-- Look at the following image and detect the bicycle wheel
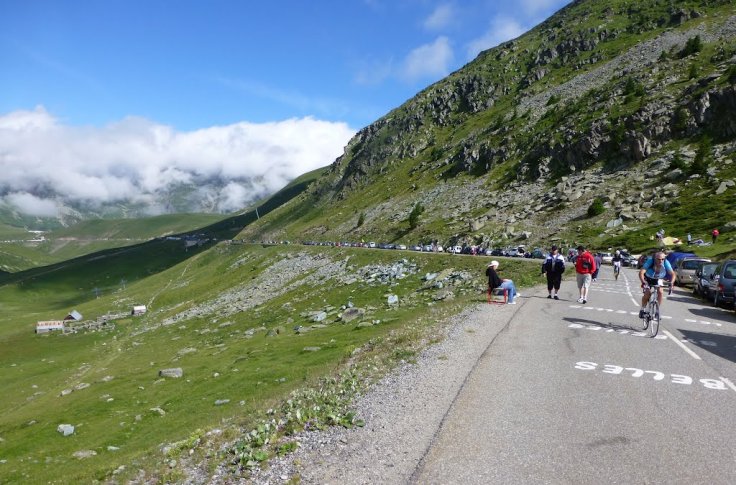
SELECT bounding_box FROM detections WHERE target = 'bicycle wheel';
[648,301,660,337]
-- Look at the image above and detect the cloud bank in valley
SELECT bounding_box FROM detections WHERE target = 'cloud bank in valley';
[0,106,356,217]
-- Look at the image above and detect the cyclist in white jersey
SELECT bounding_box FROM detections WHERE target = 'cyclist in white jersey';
[638,251,675,319]
[611,250,623,280]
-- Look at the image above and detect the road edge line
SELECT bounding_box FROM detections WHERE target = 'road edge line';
[661,329,702,360]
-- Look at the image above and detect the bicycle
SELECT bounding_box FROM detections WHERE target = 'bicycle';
[640,280,671,337]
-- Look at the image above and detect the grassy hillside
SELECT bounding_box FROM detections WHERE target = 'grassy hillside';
[48,213,227,240]
[0,240,541,483]
[0,166,328,274]
[238,0,736,254]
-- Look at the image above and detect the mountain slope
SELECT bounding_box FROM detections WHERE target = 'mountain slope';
[241,0,736,252]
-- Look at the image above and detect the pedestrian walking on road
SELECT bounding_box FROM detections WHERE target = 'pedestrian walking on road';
[541,245,565,300]
[592,252,603,281]
[574,245,596,304]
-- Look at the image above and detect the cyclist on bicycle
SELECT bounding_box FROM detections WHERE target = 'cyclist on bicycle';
[612,250,623,280]
[638,251,675,319]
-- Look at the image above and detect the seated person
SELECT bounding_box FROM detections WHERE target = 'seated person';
[486,260,518,304]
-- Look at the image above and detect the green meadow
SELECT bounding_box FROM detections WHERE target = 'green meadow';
[0,239,542,483]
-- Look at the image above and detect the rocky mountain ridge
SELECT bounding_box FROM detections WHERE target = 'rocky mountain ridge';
[241,0,736,251]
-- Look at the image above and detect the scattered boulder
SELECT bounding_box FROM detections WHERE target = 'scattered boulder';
[158,368,183,378]
[312,311,328,322]
[214,399,230,406]
[339,307,365,323]
[387,294,399,306]
[57,424,75,436]
[302,347,321,352]
[73,450,97,459]
[150,407,166,416]
[716,180,734,195]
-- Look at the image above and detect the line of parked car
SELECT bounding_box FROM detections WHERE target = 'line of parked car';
[686,258,736,309]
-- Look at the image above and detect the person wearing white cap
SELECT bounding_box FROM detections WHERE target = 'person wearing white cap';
[486,260,519,304]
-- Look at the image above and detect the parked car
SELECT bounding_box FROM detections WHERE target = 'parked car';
[621,251,639,267]
[707,259,736,308]
[599,252,614,264]
[694,262,718,299]
[531,248,546,259]
[490,248,504,256]
[397,244,407,250]
[674,257,711,287]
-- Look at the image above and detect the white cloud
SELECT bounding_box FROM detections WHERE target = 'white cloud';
[465,16,526,60]
[0,107,356,216]
[4,192,60,217]
[400,36,454,82]
[424,4,455,31]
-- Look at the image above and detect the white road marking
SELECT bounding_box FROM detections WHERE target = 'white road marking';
[662,329,702,360]
[575,361,728,391]
[720,377,736,394]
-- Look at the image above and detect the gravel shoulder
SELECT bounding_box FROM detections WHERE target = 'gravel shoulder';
[248,294,529,484]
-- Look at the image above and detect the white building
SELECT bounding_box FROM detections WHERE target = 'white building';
[36,321,65,333]
[132,305,147,316]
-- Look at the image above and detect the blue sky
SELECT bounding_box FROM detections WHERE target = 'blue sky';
[0,0,571,216]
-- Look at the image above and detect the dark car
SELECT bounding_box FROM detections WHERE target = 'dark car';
[708,260,736,308]
[531,248,546,259]
[694,262,718,299]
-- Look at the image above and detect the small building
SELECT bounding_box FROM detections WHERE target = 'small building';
[132,305,147,316]
[36,320,65,334]
[64,310,83,321]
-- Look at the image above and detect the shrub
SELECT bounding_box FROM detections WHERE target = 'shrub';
[679,35,702,58]
[587,198,605,217]
[546,94,561,106]
[688,62,699,80]
[670,151,686,170]
[672,107,689,132]
[408,203,424,229]
[689,136,712,175]
[623,77,645,97]
[357,212,365,227]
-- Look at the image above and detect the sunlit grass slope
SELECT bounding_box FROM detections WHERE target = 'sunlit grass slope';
[0,240,539,483]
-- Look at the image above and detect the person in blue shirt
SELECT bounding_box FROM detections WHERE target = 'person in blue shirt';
[638,251,675,318]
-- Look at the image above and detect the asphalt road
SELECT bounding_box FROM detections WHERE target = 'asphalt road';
[412,265,736,484]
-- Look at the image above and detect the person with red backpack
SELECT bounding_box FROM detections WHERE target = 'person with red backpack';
[574,245,596,304]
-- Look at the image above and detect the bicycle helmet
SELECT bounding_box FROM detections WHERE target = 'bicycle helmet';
[615,250,620,256]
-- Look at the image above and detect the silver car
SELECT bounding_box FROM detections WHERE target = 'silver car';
[674,257,711,287]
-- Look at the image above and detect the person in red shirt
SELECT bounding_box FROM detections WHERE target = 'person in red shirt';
[712,228,719,244]
[574,245,596,304]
